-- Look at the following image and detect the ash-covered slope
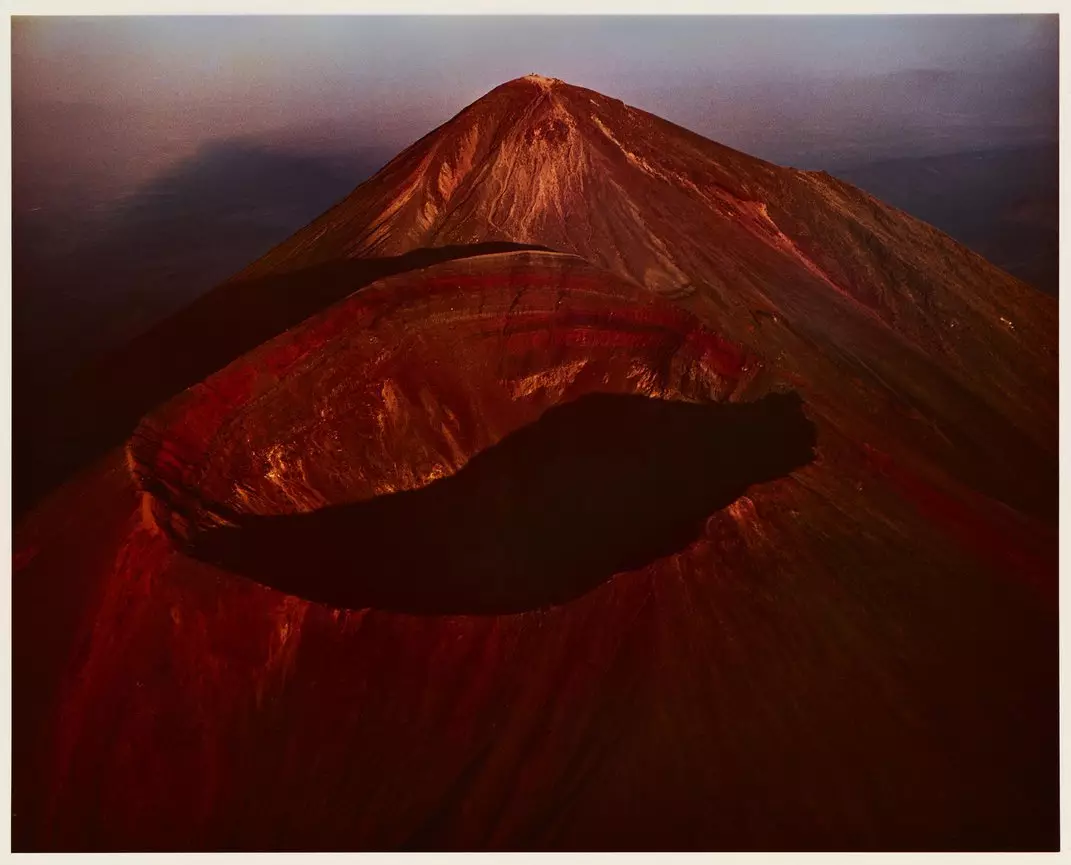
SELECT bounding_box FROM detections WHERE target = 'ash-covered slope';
[235,73,1056,515]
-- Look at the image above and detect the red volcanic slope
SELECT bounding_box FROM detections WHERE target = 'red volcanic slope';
[13,77,1058,851]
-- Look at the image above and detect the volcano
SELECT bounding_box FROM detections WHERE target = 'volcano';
[13,75,1058,851]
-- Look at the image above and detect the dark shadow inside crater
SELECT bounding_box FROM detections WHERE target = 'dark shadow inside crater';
[178,390,817,615]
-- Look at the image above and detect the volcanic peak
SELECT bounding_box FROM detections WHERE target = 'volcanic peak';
[12,69,1061,853]
[519,73,565,89]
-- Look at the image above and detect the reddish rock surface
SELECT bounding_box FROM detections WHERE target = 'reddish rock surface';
[12,77,1058,850]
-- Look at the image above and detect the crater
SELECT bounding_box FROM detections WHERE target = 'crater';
[180,390,816,614]
[128,250,813,614]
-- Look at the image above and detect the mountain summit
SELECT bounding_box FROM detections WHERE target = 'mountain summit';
[15,77,1058,851]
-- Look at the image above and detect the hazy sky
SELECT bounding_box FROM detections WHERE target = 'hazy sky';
[12,16,1059,209]
[14,15,1056,110]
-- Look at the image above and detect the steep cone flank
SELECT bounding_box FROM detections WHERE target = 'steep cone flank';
[14,78,1058,850]
[236,74,786,275]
